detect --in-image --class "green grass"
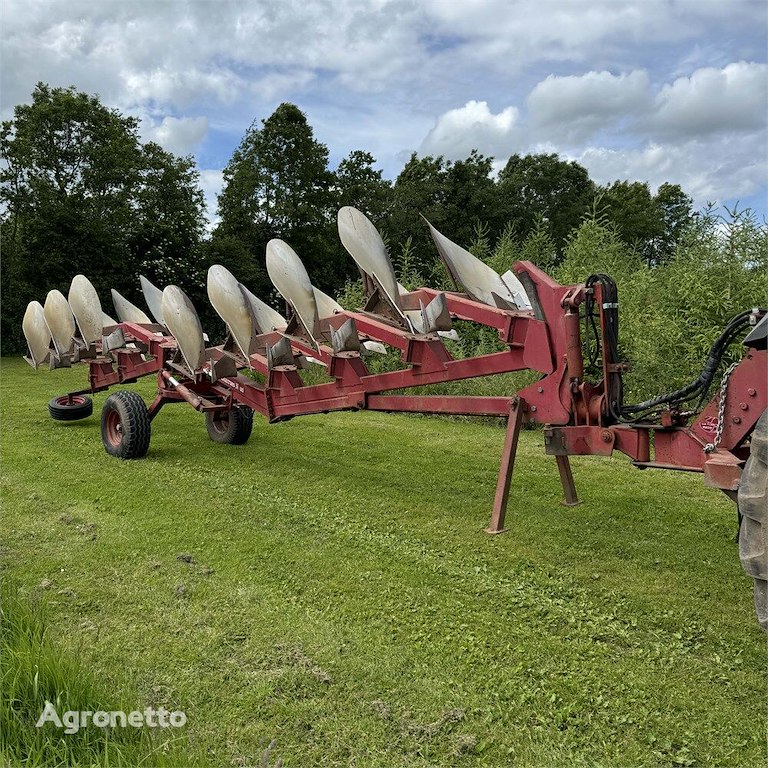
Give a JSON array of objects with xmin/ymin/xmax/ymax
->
[
  {"xmin": 1, "ymin": 579, "xmax": 196, "ymax": 767},
  {"xmin": 1, "ymin": 358, "xmax": 766, "ymax": 767}
]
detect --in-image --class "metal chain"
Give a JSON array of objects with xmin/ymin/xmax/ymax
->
[{"xmin": 703, "ymin": 361, "xmax": 739, "ymax": 453}]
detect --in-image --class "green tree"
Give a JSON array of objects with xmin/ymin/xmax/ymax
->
[
  {"xmin": 131, "ymin": 142, "xmax": 205, "ymax": 289},
  {"xmin": 213, "ymin": 103, "xmax": 337, "ymax": 294},
  {"xmin": 334, "ymin": 150, "xmax": 392, "ymax": 224},
  {"xmin": 653, "ymin": 182, "xmax": 693, "ymax": 264},
  {"xmin": 1, "ymin": 83, "xmax": 206, "ymax": 353},
  {"xmin": 497, "ymin": 153, "xmax": 596, "ymax": 258},
  {"xmin": 387, "ymin": 150, "xmax": 500, "ymax": 275},
  {"xmin": 597, "ymin": 180, "xmax": 693, "ymax": 266}
]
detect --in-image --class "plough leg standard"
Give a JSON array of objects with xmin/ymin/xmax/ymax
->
[{"xmin": 22, "ymin": 206, "xmax": 768, "ymax": 626}]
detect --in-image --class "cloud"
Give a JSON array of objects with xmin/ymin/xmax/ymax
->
[
  {"xmin": 145, "ymin": 116, "xmax": 209, "ymax": 156},
  {"xmin": 421, "ymin": 0, "xmax": 766, "ymax": 69},
  {"xmin": 420, "ymin": 100, "xmax": 521, "ymax": 159},
  {"xmin": 651, "ymin": 62, "xmax": 768, "ymax": 140},
  {"xmin": 576, "ymin": 134, "xmax": 767, "ymax": 209},
  {"xmin": 2, "ymin": 0, "xmax": 765, "ymax": 223},
  {"xmin": 420, "ymin": 60, "xmax": 767, "ymax": 210},
  {"xmin": 122, "ymin": 68, "xmax": 245, "ymax": 108},
  {"xmin": 527, "ymin": 70, "xmax": 651, "ymax": 144}
]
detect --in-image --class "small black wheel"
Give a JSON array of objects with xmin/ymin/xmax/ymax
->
[
  {"xmin": 101, "ymin": 391, "xmax": 151, "ymax": 459},
  {"xmin": 205, "ymin": 406, "xmax": 254, "ymax": 445},
  {"xmin": 49, "ymin": 395, "xmax": 93, "ymax": 421}
]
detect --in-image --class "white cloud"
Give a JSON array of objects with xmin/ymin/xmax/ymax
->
[
  {"xmin": 421, "ymin": 0, "xmax": 765, "ymax": 69},
  {"xmin": 122, "ymin": 68, "xmax": 245, "ymax": 107},
  {"xmin": 1, "ymin": 0, "xmax": 765, "ymax": 223},
  {"xmin": 420, "ymin": 100, "xmax": 521, "ymax": 159},
  {"xmin": 145, "ymin": 116, "xmax": 209, "ymax": 156},
  {"xmin": 527, "ymin": 70, "xmax": 651, "ymax": 144},
  {"xmin": 651, "ymin": 62, "xmax": 768, "ymax": 139},
  {"xmin": 420, "ymin": 60, "xmax": 767, "ymax": 210},
  {"xmin": 577, "ymin": 136, "xmax": 767, "ymax": 209}
]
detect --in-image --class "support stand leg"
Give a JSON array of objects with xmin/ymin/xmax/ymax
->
[
  {"xmin": 555, "ymin": 454, "xmax": 582, "ymax": 507},
  {"xmin": 485, "ymin": 398, "xmax": 524, "ymax": 534}
]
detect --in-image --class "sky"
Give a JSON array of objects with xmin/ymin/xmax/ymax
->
[{"xmin": 2, "ymin": 0, "xmax": 767, "ymax": 228}]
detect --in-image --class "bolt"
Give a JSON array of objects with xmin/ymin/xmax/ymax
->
[
  {"xmin": 748, "ymin": 388, "xmax": 756, "ymax": 396},
  {"xmin": 732, "ymin": 416, "xmax": 741, "ymax": 424},
  {"xmin": 537, "ymin": 386, "xmax": 544, "ymax": 393},
  {"xmin": 740, "ymin": 402, "xmax": 748, "ymax": 410},
  {"xmin": 601, "ymin": 430, "xmax": 612, "ymax": 443},
  {"xmin": 530, "ymin": 405, "xmax": 537, "ymax": 413}
]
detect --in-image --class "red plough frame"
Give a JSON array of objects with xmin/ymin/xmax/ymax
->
[{"xmin": 71, "ymin": 261, "xmax": 766, "ymax": 531}]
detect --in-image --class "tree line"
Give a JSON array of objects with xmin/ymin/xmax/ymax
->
[{"xmin": 0, "ymin": 83, "xmax": 744, "ymax": 357}]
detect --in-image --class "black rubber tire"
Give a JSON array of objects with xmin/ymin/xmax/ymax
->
[
  {"xmin": 205, "ymin": 406, "xmax": 254, "ymax": 445},
  {"xmin": 738, "ymin": 408, "xmax": 768, "ymax": 631},
  {"xmin": 49, "ymin": 395, "xmax": 93, "ymax": 422},
  {"xmin": 100, "ymin": 391, "xmax": 151, "ymax": 459}
]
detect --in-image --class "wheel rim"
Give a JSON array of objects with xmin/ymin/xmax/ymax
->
[
  {"xmin": 55, "ymin": 395, "xmax": 87, "ymax": 407},
  {"xmin": 105, "ymin": 409, "xmax": 123, "ymax": 447},
  {"xmin": 210, "ymin": 411, "xmax": 231, "ymax": 434}
]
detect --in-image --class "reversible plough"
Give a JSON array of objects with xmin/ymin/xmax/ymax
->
[{"xmin": 22, "ymin": 206, "xmax": 768, "ymax": 625}]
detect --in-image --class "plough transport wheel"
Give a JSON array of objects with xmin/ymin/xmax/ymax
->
[
  {"xmin": 205, "ymin": 405, "xmax": 254, "ymax": 445},
  {"xmin": 101, "ymin": 391, "xmax": 151, "ymax": 459},
  {"xmin": 49, "ymin": 394, "xmax": 93, "ymax": 421},
  {"xmin": 738, "ymin": 408, "xmax": 768, "ymax": 631}
]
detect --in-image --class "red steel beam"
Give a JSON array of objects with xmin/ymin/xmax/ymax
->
[
  {"xmin": 691, "ymin": 348, "xmax": 767, "ymax": 450},
  {"xmin": 366, "ymin": 395, "xmax": 514, "ymax": 417}
]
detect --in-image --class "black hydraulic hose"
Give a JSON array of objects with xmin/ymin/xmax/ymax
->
[{"xmin": 621, "ymin": 309, "xmax": 761, "ymax": 415}]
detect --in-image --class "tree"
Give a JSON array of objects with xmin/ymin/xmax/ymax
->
[
  {"xmin": 597, "ymin": 180, "xmax": 661, "ymax": 261},
  {"xmin": 213, "ymin": 103, "xmax": 338, "ymax": 294},
  {"xmin": 1, "ymin": 83, "xmax": 206, "ymax": 353},
  {"xmin": 598, "ymin": 180, "xmax": 693, "ymax": 266},
  {"xmin": 443, "ymin": 151, "xmax": 504, "ymax": 245},
  {"xmin": 654, "ymin": 182, "xmax": 693, "ymax": 264},
  {"xmin": 387, "ymin": 150, "xmax": 501, "ymax": 275},
  {"xmin": 131, "ymin": 142, "xmax": 206, "ymax": 288},
  {"xmin": 334, "ymin": 150, "xmax": 392, "ymax": 224},
  {"xmin": 497, "ymin": 153, "xmax": 596, "ymax": 258}
]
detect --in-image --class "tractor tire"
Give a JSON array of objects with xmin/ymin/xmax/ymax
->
[
  {"xmin": 49, "ymin": 394, "xmax": 93, "ymax": 421},
  {"xmin": 205, "ymin": 406, "xmax": 254, "ymax": 445},
  {"xmin": 101, "ymin": 391, "xmax": 151, "ymax": 459},
  {"xmin": 738, "ymin": 407, "xmax": 768, "ymax": 631}
]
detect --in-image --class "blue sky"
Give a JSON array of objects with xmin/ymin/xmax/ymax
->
[{"xmin": 2, "ymin": 0, "xmax": 766, "ymax": 227}]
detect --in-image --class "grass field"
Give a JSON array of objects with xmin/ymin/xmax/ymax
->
[{"xmin": 1, "ymin": 358, "xmax": 766, "ymax": 767}]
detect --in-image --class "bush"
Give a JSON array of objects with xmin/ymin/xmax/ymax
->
[{"xmin": 558, "ymin": 206, "xmax": 767, "ymax": 404}]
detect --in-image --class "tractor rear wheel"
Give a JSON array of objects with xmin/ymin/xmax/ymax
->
[
  {"xmin": 738, "ymin": 408, "xmax": 768, "ymax": 631},
  {"xmin": 49, "ymin": 394, "xmax": 93, "ymax": 421},
  {"xmin": 101, "ymin": 391, "xmax": 151, "ymax": 459},
  {"xmin": 205, "ymin": 405, "xmax": 253, "ymax": 445}
]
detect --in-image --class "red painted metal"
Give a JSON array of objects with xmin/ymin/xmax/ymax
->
[
  {"xmin": 556, "ymin": 455, "xmax": 581, "ymax": 507},
  {"xmin": 690, "ymin": 350, "xmax": 767, "ymax": 450},
  {"xmin": 367, "ymin": 395, "xmax": 514, "ymax": 417},
  {"xmin": 485, "ymin": 398, "xmax": 524, "ymax": 534},
  {"xmin": 104, "ymin": 409, "xmax": 122, "ymax": 448},
  {"xmin": 702, "ymin": 450, "xmax": 743, "ymax": 492}
]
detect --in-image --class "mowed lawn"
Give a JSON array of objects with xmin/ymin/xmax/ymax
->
[{"xmin": 1, "ymin": 358, "xmax": 766, "ymax": 767}]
